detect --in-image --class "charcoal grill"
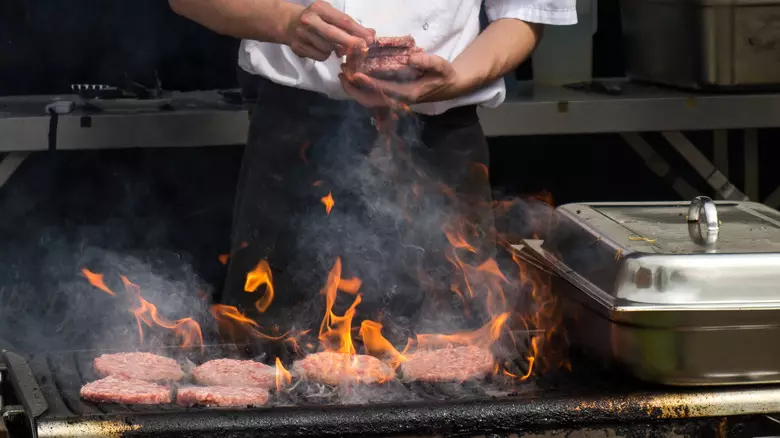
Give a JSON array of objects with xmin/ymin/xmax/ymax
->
[{"xmin": 3, "ymin": 348, "xmax": 780, "ymax": 438}]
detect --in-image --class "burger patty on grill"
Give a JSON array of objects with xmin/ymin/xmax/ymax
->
[
  {"xmin": 401, "ymin": 346, "xmax": 494, "ymax": 382},
  {"xmin": 292, "ymin": 351, "xmax": 394, "ymax": 385},
  {"xmin": 176, "ymin": 386, "xmax": 270, "ymax": 407},
  {"xmin": 94, "ymin": 352, "xmax": 184, "ymax": 382},
  {"xmin": 80, "ymin": 375, "xmax": 171, "ymax": 404},
  {"xmin": 192, "ymin": 359, "xmax": 276, "ymax": 388}
]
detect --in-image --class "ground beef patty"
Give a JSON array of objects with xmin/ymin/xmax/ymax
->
[
  {"xmin": 374, "ymin": 35, "xmax": 416, "ymax": 48},
  {"xmin": 94, "ymin": 352, "xmax": 184, "ymax": 382},
  {"xmin": 80, "ymin": 376, "xmax": 171, "ymax": 404},
  {"xmin": 177, "ymin": 386, "xmax": 270, "ymax": 407},
  {"xmin": 401, "ymin": 346, "xmax": 495, "ymax": 382},
  {"xmin": 344, "ymin": 35, "xmax": 423, "ymax": 81},
  {"xmin": 293, "ymin": 352, "xmax": 394, "ymax": 385},
  {"xmin": 192, "ymin": 359, "xmax": 275, "ymax": 388}
]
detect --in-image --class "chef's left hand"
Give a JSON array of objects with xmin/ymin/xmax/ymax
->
[{"xmin": 339, "ymin": 53, "xmax": 462, "ymax": 108}]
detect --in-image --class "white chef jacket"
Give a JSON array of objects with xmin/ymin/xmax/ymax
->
[{"xmin": 238, "ymin": 0, "xmax": 577, "ymax": 115}]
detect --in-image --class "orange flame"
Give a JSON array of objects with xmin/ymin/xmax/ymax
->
[
  {"xmin": 244, "ymin": 260, "xmax": 274, "ymax": 313},
  {"xmin": 275, "ymin": 358, "xmax": 292, "ymax": 392},
  {"xmin": 415, "ymin": 312, "xmax": 510, "ymax": 350},
  {"xmin": 210, "ymin": 304, "xmax": 295, "ymax": 343},
  {"xmin": 359, "ymin": 320, "xmax": 405, "ymax": 369},
  {"xmin": 318, "ymin": 258, "xmax": 361, "ymax": 354},
  {"xmin": 82, "ymin": 269, "xmax": 203, "ymax": 352},
  {"xmin": 443, "ymin": 226, "xmax": 476, "ymax": 254},
  {"xmin": 321, "ymin": 192, "xmax": 335, "ymax": 215},
  {"xmin": 338, "ymin": 277, "xmax": 362, "ymax": 295},
  {"xmin": 217, "ymin": 254, "xmax": 230, "ymax": 265},
  {"xmin": 81, "ymin": 269, "xmax": 116, "ymax": 296},
  {"xmin": 211, "ymin": 304, "xmax": 260, "ymax": 328},
  {"xmin": 120, "ymin": 276, "xmax": 204, "ymax": 353}
]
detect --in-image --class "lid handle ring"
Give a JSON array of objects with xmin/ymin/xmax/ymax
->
[{"xmin": 687, "ymin": 196, "xmax": 719, "ymax": 246}]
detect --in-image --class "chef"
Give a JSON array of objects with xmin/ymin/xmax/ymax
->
[{"xmin": 169, "ymin": 0, "xmax": 576, "ymax": 323}]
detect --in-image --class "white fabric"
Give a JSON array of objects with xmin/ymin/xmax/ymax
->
[{"xmin": 238, "ymin": 0, "xmax": 577, "ymax": 115}]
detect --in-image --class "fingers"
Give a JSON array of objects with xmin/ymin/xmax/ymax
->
[
  {"xmin": 310, "ymin": 1, "xmax": 375, "ymax": 44},
  {"xmin": 304, "ymin": 13, "xmax": 367, "ymax": 49},
  {"xmin": 339, "ymin": 73, "xmax": 397, "ymax": 108},
  {"xmin": 352, "ymin": 73, "xmax": 413, "ymax": 101},
  {"xmin": 291, "ymin": 1, "xmax": 375, "ymax": 62},
  {"xmin": 300, "ymin": 29, "xmax": 336, "ymax": 54},
  {"xmin": 291, "ymin": 43, "xmax": 331, "ymax": 62},
  {"xmin": 301, "ymin": 2, "xmax": 373, "ymax": 49}
]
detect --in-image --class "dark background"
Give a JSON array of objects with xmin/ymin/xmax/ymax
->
[{"xmin": 0, "ymin": 0, "xmax": 775, "ymax": 349}]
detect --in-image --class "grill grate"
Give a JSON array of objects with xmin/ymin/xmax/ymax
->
[
  {"xmin": 6, "ymin": 348, "xmax": 780, "ymax": 437},
  {"xmin": 41, "ymin": 345, "xmax": 532, "ymax": 417}
]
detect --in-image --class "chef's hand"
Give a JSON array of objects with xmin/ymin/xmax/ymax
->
[
  {"xmin": 284, "ymin": 0, "xmax": 374, "ymax": 62},
  {"xmin": 339, "ymin": 53, "xmax": 462, "ymax": 108}
]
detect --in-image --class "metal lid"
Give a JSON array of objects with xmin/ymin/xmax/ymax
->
[
  {"xmin": 540, "ymin": 198, "xmax": 780, "ymax": 310},
  {"xmin": 588, "ymin": 197, "xmax": 780, "ymax": 254}
]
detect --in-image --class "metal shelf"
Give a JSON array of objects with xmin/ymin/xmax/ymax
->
[
  {"xmin": 2, "ymin": 80, "xmax": 780, "ymax": 152},
  {"xmin": 479, "ymin": 80, "xmax": 780, "ymax": 136},
  {"xmin": 1, "ymin": 80, "xmax": 779, "ymax": 206}
]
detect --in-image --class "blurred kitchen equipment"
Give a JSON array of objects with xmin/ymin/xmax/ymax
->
[
  {"xmin": 533, "ymin": 0, "xmax": 598, "ymax": 85},
  {"xmin": 621, "ymin": 0, "xmax": 780, "ymax": 89}
]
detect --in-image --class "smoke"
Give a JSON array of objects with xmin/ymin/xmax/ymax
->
[
  {"xmin": 0, "ymin": 98, "xmax": 557, "ymax": 406},
  {"xmin": 0, "ymin": 148, "xmax": 236, "ymax": 354},
  {"xmin": 272, "ymin": 102, "xmax": 555, "ymax": 348}
]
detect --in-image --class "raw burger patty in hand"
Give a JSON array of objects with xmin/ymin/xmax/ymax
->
[
  {"xmin": 193, "ymin": 359, "xmax": 276, "ymax": 389},
  {"xmin": 177, "ymin": 386, "xmax": 270, "ymax": 407},
  {"xmin": 401, "ymin": 346, "xmax": 495, "ymax": 382},
  {"xmin": 293, "ymin": 351, "xmax": 394, "ymax": 385},
  {"xmin": 345, "ymin": 35, "xmax": 423, "ymax": 81},
  {"xmin": 94, "ymin": 352, "xmax": 184, "ymax": 382},
  {"xmin": 80, "ymin": 375, "xmax": 171, "ymax": 404}
]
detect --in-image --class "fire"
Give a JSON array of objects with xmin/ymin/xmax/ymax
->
[
  {"xmin": 321, "ymin": 192, "xmax": 335, "ymax": 215},
  {"xmin": 443, "ymin": 229, "xmax": 476, "ymax": 253},
  {"xmin": 210, "ymin": 304, "xmax": 297, "ymax": 343},
  {"xmin": 359, "ymin": 320, "xmax": 405, "ymax": 369},
  {"xmin": 81, "ymin": 269, "xmax": 203, "ymax": 352},
  {"xmin": 120, "ymin": 276, "xmax": 204, "ymax": 352},
  {"xmin": 415, "ymin": 312, "xmax": 510, "ymax": 350},
  {"xmin": 445, "ymin": 228, "xmax": 510, "ymax": 316},
  {"xmin": 275, "ymin": 358, "xmax": 292, "ymax": 392},
  {"xmin": 318, "ymin": 258, "xmax": 362, "ymax": 354},
  {"xmin": 441, "ymin": 214, "xmax": 564, "ymax": 381},
  {"xmin": 211, "ymin": 304, "xmax": 260, "ymax": 328},
  {"xmin": 81, "ymin": 269, "xmax": 116, "ymax": 296},
  {"xmin": 338, "ymin": 277, "xmax": 362, "ymax": 295},
  {"xmin": 244, "ymin": 260, "xmax": 274, "ymax": 313},
  {"xmin": 217, "ymin": 254, "xmax": 229, "ymax": 265}
]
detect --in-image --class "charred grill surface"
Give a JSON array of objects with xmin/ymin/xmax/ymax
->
[{"xmin": 5, "ymin": 349, "xmax": 780, "ymax": 437}]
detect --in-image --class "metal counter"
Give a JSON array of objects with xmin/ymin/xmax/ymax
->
[{"xmin": 3, "ymin": 81, "xmax": 780, "ymax": 152}]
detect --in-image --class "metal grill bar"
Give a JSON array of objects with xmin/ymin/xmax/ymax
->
[{"xmin": 6, "ymin": 348, "xmax": 780, "ymax": 438}]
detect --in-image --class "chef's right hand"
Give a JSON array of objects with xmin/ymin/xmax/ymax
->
[{"xmin": 284, "ymin": 1, "xmax": 375, "ymax": 62}]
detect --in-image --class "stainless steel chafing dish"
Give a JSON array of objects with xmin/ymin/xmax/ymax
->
[{"xmin": 523, "ymin": 197, "xmax": 780, "ymax": 386}]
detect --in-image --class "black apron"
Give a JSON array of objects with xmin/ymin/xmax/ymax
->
[{"xmin": 222, "ymin": 72, "xmax": 493, "ymax": 339}]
